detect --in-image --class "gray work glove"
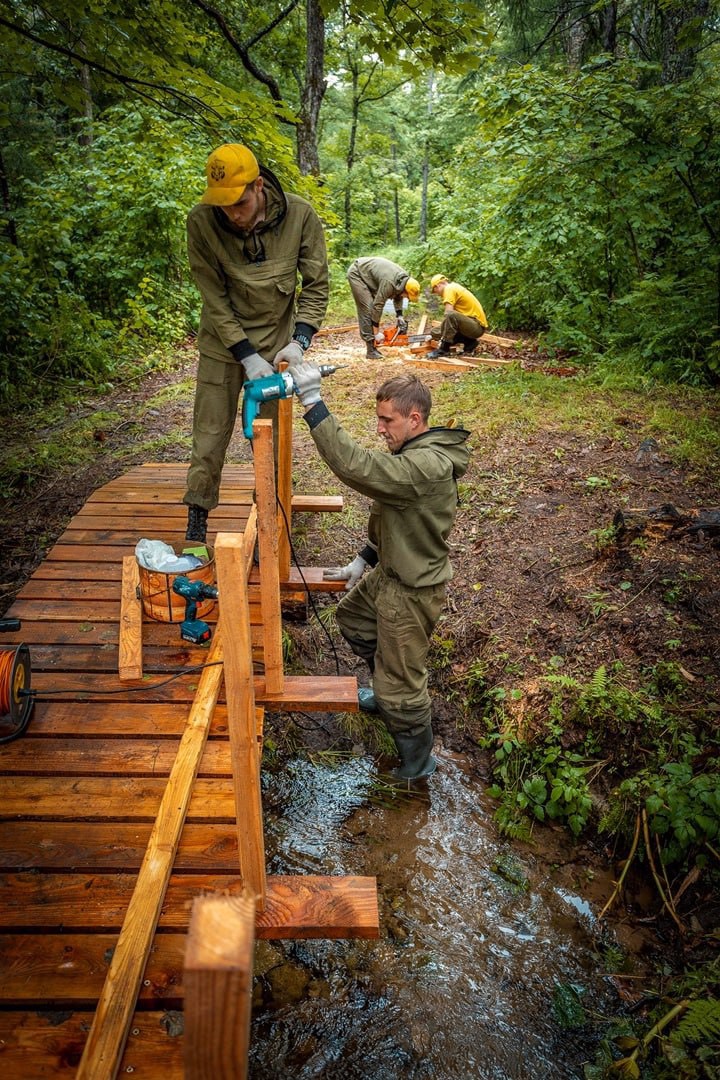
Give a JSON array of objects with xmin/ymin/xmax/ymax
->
[
  {"xmin": 272, "ymin": 340, "xmax": 304, "ymax": 370},
  {"xmin": 323, "ymin": 554, "xmax": 369, "ymax": 590},
  {"xmin": 396, "ymin": 316, "xmax": 408, "ymax": 333},
  {"xmin": 241, "ymin": 351, "xmax": 274, "ymax": 380},
  {"xmin": 289, "ymin": 361, "xmax": 322, "ymax": 407}
]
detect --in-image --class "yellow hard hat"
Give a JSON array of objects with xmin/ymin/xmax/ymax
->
[
  {"xmin": 200, "ymin": 144, "xmax": 260, "ymax": 206},
  {"xmin": 404, "ymin": 277, "xmax": 420, "ymax": 302},
  {"xmin": 430, "ymin": 273, "xmax": 447, "ymax": 289}
]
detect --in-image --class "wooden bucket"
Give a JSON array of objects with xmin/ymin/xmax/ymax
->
[{"xmin": 137, "ymin": 546, "xmax": 216, "ymax": 623}]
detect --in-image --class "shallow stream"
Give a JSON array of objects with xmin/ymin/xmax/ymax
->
[{"xmin": 250, "ymin": 747, "xmax": 624, "ymax": 1079}]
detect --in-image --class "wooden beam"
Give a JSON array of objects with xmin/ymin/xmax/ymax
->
[
  {"xmin": 482, "ymin": 332, "xmax": 521, "ymax": 348},
  {"xmin": 251, "ymin": 420, "xmax": 283, "ymax": 694},
  {"xmin": 214, "ymin": 534, "xmax": 266, "ymax": 909},
  {"xmin": 406, "ymin": 357, "xmax": 478, "ymax": 373},
  {"xmin": 417, "ymin": 313, "xmax": 428, "ymax": 335},
  {"xmin": 75, "ymin": 631, "xmax": 226, "ymax": 1080},
  {"xmin": 276, "ymin": 370, "xmax": 293, "ymax": 581},
  {"xmin": 184, "ymin": 892, "xmax": 255, "ymax": 1080},
  {"xmin": 118, "ymin": 556, "xmax": 142, "ymax": 681},
  {"xmin": 312, "ymin": 323, "xmax": 358, "ymax": 336},
  {"xmin": 258, "ymin": 876, "xmax": 379, "ymax": 939},
  {"xmin": 291, "ymin": 494, "xmax": 343, "ymax": 513}
]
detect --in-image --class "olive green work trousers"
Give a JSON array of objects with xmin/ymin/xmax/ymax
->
[
  {"xmin": 336, "ymin": 566, "xmax": 446, "ymax": 736},
  {"xmin": 184, "ymin": 354, "xmax": 278, "ymax": 512}
]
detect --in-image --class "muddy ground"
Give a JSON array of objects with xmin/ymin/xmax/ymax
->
[{"xmin": 1, "ymin": 329, "xmax": 719, "ymax": 948}]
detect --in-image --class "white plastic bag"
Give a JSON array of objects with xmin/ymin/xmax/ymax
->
[{"xmin": 135, "ymin": 539, "xmax": 203, "ymax": 573}]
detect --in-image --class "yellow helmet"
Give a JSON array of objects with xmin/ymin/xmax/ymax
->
[
  {"xmin": 404, "ymin": 277, "xmax": 420, "ymax": 302},
  {"xmin": 430, "ymin": 273, "xmax": 447, "ymax": 289}
]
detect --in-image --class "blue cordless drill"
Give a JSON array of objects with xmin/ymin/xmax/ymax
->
[
  {"xmin": 241, "ymin": 366, "xmax": 341, "ymax": 439},
  {"xmin": 172, "ymin": 576, "xmax": 219, "ymax": 644}
]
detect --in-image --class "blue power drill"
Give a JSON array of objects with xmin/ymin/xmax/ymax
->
[
  {"xmin": 241, "ymin": 365, "xmax": 341, "ymax": 439},
  {"xmin": 172, "ymin": 575, "xmax": 219, "ymax": 644}
]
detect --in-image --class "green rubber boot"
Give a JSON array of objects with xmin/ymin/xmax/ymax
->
[
  {"xmin": 391, "ymin": 727, "xmax": 437, "ymax": 780},
  {"xmin": 358, "ymin": 687, "xmax": 378, "ymax": 713}
]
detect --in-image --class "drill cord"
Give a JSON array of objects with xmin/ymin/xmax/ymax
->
[
  {"xmin": 275, "ymin": 496, "xmax": 342, "ymax": 676},
  {"xmin": 21, "ymin": 661, "xmax": 225, "ymax": 701}
]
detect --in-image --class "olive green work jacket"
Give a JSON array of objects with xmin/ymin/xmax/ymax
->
[
  {"xmin": 187, "ymin": 168, "xmax": 329, "ymax": 363},
  {"xmin": 304, "ymin": 403, "xmax": 471, "ymax": 589}
]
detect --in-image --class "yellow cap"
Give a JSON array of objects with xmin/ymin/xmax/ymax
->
[
  {"xmin": 404, "ymin": 277, "xmax": 420, "ymax": 302},
  {"xmin": 200, "ymin": 144, "xmax": 260, "ymax": 206},
  {"xmin": 430, "ymin": 273, "xmax": 447, "ymax": 289}
]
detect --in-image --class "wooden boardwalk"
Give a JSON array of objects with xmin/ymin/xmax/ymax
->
[{"xmin": 0, "ymin": 462, "xmax": 376, "ymax": 1077}]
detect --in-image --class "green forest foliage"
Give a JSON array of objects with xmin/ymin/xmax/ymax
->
[{"xmin": 0, "ymin": 0, "xmax": 718, "ymax": 402}]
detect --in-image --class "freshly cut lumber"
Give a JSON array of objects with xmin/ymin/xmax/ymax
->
[
  {"xmin": 313, "ymin": 323, "xmax": 358, "ymax": 336},
  {"xmin": 406, "ymin": 357, "xmax": 479, "ymax": 373},
  {"xmin": 291, "ymin": 494, "xmax": 343, "ymax": 512},
  {"xmin": 184, "ymin": 892, "xmax": 255, "ymax": 1079},
  {"xmin": 256, "ymin": 875, "xmax": 379, "ymax": 939},
  {"xmin": 482, "ymin": 332, "xmax": 521, "ymax": 347},
  {"xmin": 118, "ymin": 555, "xmax": 142, "ymax": 681}
]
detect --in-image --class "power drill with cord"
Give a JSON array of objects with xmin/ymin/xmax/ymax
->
[
  {"xmin": 241, "ymin": 365, "xmax": 343, "ymax": 439},
  {"xmin": 172, "ymin": 576, "xmax": 218, "ymax": 644}
]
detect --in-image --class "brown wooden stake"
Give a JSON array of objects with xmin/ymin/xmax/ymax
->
[
  {"xmin": 76, "ymin": 631, "xmax": 226, "ymax": 1080},
  {"xmin": 276, "ymin": 368, "xmax": 293, "ymax": 581},
  {"xmin": 417, "ymin": 313, "xmax": 428, "ymax": 335},
  {"xmin": 118, "ymin": 556, "xmax": 142, "ymax": 681},
  {"xmin": 184, "ymin": 891, "xmax": 256, "ymax": 1080},
  {"xmin": 214, "ymin": 533, "xmax": 267, "ymax": 910},
  {"xmin": 251, "ymin": 420, "xmax": 284, "ymax": 694}
]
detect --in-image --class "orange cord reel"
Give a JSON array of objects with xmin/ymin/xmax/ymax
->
[{"xmin": 0, "ymin": 644, "xmax": 33, "ymax": 743}]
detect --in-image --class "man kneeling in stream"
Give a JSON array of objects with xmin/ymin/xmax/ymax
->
[{"xmin": 289, "ymin": 366, "xmax": 471, "ymax": 781}]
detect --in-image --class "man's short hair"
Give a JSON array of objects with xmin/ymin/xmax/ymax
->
[{"xmin": 376, "ymin": 373, "xmax": 431, "ymax": 422}]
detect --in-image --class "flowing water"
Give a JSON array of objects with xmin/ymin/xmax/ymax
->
[{"xmin": 249, "ymin": 747, "xmax": 622, "ymax": 1079}]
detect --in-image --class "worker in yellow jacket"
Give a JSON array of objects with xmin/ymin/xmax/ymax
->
[{"xmin": 428, "ymin": 274, "xmax": 488, "ymax": 358}]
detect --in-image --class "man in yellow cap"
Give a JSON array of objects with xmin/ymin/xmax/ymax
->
[
  {"xmin": 183, "ymin": 143, "xmax": 329, "ymax": 543},
  {"xmin": 428, "ymin": 274, "xmax": 488, "ymax": 358},
  {"xmin": 347, "ymin": 257, "xmax": 421, "ymax": 359}
]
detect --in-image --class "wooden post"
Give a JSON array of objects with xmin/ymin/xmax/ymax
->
[
  {"xmin": 184, "ymin": 891, "xmax": 256, "ymax": 1080},
  {"xmin": 76, "ymin": 632, "xmax": 226, "ymax": 1080},
  {"xmin": 214, "ymin": 533, "xmax": 267, "ymax": 910},
  {"xmin": 251, "ymin": 419, "xmax": 284, "ymax": 695},
  {"xmin": 118, "ymin": 556, "xmax": 142, "ymax": 681},
  {"xmin": 277, "ymin": 369, "xmax": 293, "ymax": 582}
]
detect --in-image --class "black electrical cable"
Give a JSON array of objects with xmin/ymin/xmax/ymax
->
[
  {"xmin": 275, "ymin": 495, "xmax": 342, "ymax": 676},
  {"xmin": 21, "ymin": 661, "xmax": 224, "ymax": 701}
]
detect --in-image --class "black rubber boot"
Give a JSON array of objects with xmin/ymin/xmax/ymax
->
[
  {"xmin": 391, "ymin": 726, "xmax": 437, "ymax": 780},
  {"xmin": 427, "ymin": 341, "xmax": 451, "ymax": 359},
  {"xmin": 366, "ymin": 342, "xmax": 382, "ymax": 359},
  {"xmin": 461, "ymin": 336, "xmax": 478, "ymax": 355},
  {"xmin": 186, "ymin": 504, "xmax": 208, "ymax": 543},
  {"xmin": 358, "ymin": 687, "xmax": 378, "ymax": 713}
]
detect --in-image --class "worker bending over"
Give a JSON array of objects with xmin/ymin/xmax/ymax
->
[
  {"xmin": 290, "ymin": 365, "xmax": 471, "ymax": 781},
  {"xmin": 428, "ymin": 274, "xmax": 488, "ymax": 359},
  {"xmin": 347, "ymin": 257, "xmax": 420, "ymax": 359}
]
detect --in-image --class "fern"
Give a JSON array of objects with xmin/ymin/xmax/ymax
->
[
  {"xmin": 672, "ymin": 998, "xmax": 720, "ymax": 1046},
  {"xmin": 589, "ymin": 665, "xmax": 608, "ymax": 696}
]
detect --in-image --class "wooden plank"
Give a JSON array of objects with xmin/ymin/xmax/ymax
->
[
  {"xmin": 406, "ymin": 356, "xmax": 478, "ymax": 373},
  {"xmin": 21, "ymin": 672, "xmax": 357, "ymax": 709},
  {"xmin": 0, "ymin": 737, "xmax": 234, "ymax": 776},
  {"xmin": 12, "ymin": 701, "xmax": 232, "ymax": 738},
  {"xmin": 118, "ymin": 556, "xmax": 142, "ymax": 681},
  {"xmin": 0, "ymin": 776, "xmax": 237, "ymax": 821},
  {"xmin": 67, "ymin": 512, "xmax": 252, "ymax": 530},
  {"xmin": 0, "ymin": 873, "xmax": 378, "ymax": 938},
  {"xmin": 75, "ymin": 628, "xmax": 227, "ymax": 1079},
  {"xmin": 0, "ymin": 932, "xmax": 188, "ymax": 1006},
  {"xmin": 252, "ymin": 421, "xmax": 283, "ymax": 694},
  {"xmin": 0, "ymin": 822, "xmax": 238, "ymax": 871},
  {"xmin": 312, "ymin": 323, "xmax": 358, "ymax": 336},
  {"xmin": 290, "ymin": 494, "xmax": 343, "ymax": 512},
  {"xmin": 0, "ymin": 1010, "xmax": 184, "ymax": 1080},
  {"xmin": 256, "ymin": 876, "xmax": 379, "ymax": 939},
  {"xmin": 184, "ymin": 892, "xmax": 255, "ymax": 1079},
  {"xmin": 277, "ymin": 384, "xmax": 293, "ymax": 581},
  {"xmin": 215, "ymin": 533, "xmax": 266, "ymax": 906},
  {"xmin": 417, "ymin": 313, "xmax": 428, "ymax": 335},
  {"xmin": 482, "ymin": 332, "xmax": 521, "ymax": 347}
]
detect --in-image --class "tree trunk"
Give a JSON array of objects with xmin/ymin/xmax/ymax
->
[
  {"xmin": 660, "ymin": 0, "xmax": 709, "ymax": 84},
  {"xmin": 343, "ymin": 86, "xmax": 359, "ymax": 254},
  {"xmin": 419, "ymin": 71, "xmax": 434, "ymax": 243},
  {"xmin": 392, "ymin": 138, "xmax": 401, "ymax": 244},
  {"xmin": 297, "ymin": 0, "xmax": 326, "ymax": 174},
  {"xmin": 0, "ymin": 150, "xmax": 18, "ymax": 246},
  {"xmin": 79, "ymin": 63, "xmax": 94, "ymax": 147}
]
